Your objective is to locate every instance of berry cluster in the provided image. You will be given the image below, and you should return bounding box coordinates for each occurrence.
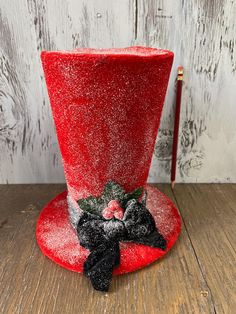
[102,200,124,220]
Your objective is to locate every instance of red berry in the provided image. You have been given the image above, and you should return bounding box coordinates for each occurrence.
[102,207,113,219]
[108,200,120,210]
[114,209,124,220]
[103,200,124,220]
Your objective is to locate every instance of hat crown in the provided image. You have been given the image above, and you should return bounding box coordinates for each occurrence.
[41,47,174,200]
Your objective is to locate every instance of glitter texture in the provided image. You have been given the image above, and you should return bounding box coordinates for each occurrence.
[37,46,181,277]
[36,185,181,274]
[41,46,174,200]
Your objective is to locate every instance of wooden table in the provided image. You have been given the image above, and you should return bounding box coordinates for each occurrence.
[0,184,235,314]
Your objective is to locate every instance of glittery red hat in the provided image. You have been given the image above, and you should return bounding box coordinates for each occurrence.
[37,47,181,291]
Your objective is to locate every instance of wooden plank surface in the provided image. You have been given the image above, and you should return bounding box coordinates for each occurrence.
[173,184,236,314]
[1,184,235,313]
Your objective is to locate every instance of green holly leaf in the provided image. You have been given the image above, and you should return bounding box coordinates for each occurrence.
[126,187,143,200]
[77,196,105,215]
[102,180,125,203]
[121,187,144,207]
[77,181,144,216]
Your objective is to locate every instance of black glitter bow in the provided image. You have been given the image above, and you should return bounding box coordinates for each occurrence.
[77,198,166,292]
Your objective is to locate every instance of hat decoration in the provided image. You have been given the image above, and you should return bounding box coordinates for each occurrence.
[68,180,166,291]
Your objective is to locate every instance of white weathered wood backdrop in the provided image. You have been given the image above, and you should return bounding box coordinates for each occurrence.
[0,0,236,184]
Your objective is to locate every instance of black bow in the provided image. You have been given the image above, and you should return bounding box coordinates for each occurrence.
[77,199,166,292]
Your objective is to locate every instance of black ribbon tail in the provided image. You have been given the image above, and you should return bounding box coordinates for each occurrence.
[83,241,120,292]
[135,230,167,251]
[76,197,168,291]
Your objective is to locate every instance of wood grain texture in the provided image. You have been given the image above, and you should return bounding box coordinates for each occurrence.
[0,0,236,183]
[2,184,232,313]
[173,184,236,314]
[139,0,236,183]
[0,0,134,184]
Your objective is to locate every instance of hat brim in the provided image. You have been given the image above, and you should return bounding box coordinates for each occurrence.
[36,185,181,274]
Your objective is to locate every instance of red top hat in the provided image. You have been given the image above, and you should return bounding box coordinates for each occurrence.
[37,46,181,292]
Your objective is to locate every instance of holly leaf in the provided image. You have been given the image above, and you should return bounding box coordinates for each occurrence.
[77,181,125,215]
[126,187,143,200]
[102,180,125,203]
[77,181,144,215]
[77,196,105,216]
[121,187,144,208]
